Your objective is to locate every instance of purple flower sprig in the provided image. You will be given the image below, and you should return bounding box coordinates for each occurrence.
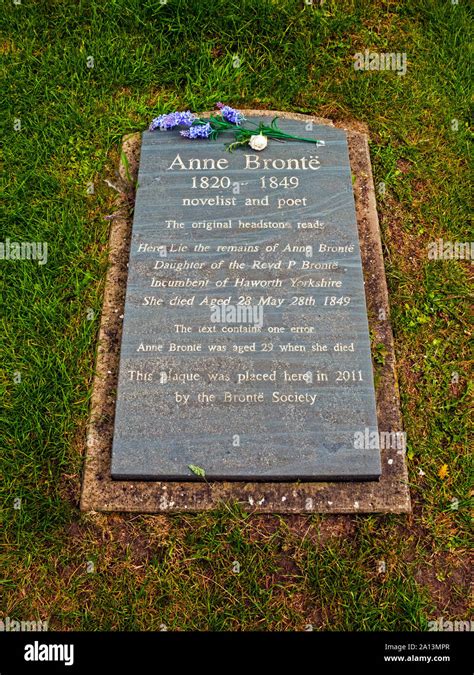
[180,122,213,139]
[149,104,246,141]
[149,105,243,136]
[148,110,196,131]
[216,102,245,125]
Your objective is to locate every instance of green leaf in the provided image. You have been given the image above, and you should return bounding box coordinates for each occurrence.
[188,464,206,478]
[120,149,131,182]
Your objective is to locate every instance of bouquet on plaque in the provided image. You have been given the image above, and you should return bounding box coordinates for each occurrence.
[148,103,323,151]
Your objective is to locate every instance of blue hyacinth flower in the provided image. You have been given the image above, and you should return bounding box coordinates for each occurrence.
[216,102,245,125]
[180,122,213,139]
[149,110,196,131]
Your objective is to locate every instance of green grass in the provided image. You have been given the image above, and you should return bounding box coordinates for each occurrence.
[1,0,472,630]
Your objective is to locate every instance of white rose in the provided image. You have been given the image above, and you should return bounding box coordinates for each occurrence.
[248,134,268,151]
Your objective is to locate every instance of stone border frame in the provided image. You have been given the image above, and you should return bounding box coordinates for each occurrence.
[80,111,411,513]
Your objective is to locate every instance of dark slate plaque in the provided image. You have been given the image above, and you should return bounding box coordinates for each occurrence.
[111,115,381,481]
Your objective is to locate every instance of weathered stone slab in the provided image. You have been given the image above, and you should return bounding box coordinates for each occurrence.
[80,111,410,512]
[110,116,381,481]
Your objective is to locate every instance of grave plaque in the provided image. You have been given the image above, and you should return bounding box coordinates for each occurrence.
[110,116,381,481]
